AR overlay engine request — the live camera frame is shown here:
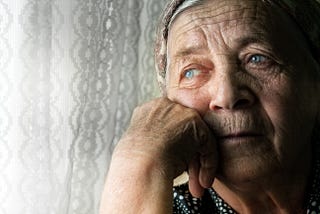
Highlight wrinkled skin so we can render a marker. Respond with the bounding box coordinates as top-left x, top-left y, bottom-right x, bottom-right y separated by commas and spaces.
115, 98, 218, 197
167, 0, 320, 183
101, 0, 320, 213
